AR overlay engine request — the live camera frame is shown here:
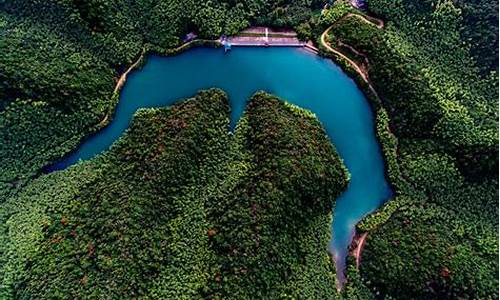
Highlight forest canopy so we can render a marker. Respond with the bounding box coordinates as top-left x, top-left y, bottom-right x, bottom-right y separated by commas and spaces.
317, 0, 498, 298
0, 90, 349, 299
0, 0, 498, 299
